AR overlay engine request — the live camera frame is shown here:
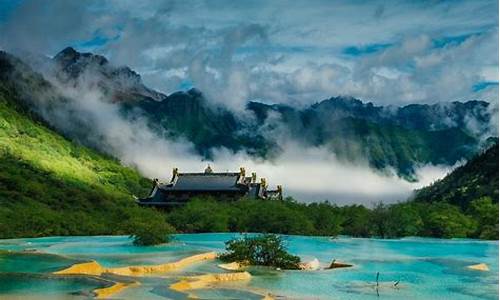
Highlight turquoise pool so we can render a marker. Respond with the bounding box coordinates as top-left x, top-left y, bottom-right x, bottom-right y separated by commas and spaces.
0, 233, 497, 299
